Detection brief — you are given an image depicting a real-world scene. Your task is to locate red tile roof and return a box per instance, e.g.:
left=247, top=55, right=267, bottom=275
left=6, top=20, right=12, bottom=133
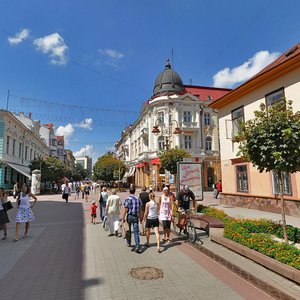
left=183, top=85, right=231, bottom=101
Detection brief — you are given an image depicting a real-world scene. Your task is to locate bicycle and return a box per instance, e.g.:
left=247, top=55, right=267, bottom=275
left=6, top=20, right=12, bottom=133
left=172, top=208, right=197, bottom=243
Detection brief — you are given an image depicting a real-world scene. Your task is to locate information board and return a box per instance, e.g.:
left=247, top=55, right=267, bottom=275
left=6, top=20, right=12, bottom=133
left=177, top=162, right=203, bottom=200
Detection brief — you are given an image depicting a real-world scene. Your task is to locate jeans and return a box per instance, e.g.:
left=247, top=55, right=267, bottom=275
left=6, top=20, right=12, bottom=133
left=100, top=202, right=106, bottom=221
left=127, top=214, right=140, bottom=247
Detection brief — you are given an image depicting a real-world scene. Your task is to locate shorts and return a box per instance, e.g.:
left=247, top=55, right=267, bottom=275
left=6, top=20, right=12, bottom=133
left=85, top=191, right=90, bottom=195
left=162, top=220, right=171, bottom=229
left=145, top=218, right=159, bottom=229
left=91, top=214, right=96, bottom=218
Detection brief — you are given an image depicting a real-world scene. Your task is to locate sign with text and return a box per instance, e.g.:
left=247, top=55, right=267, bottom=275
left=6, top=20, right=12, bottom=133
left=177, top=162, right=203, bottom=200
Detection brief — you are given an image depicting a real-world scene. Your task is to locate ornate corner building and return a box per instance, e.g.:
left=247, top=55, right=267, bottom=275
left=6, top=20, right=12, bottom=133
left=115, top=60, right=230, bottom=191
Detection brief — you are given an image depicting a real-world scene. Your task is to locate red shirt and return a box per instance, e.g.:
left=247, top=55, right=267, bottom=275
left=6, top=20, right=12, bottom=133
left=91, top=204, right=98, bottom=215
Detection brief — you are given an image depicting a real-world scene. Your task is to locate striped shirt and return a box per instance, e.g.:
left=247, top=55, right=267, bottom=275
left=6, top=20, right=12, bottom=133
left=123, top=194, right=142, bottom=215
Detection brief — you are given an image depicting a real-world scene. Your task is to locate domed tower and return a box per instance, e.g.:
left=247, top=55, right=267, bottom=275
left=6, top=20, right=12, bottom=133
left=153, top=59, right=184, bottom=97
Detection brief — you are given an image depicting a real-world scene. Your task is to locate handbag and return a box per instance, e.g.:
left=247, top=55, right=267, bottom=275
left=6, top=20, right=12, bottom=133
left=2, top=201, right=13, bottom=211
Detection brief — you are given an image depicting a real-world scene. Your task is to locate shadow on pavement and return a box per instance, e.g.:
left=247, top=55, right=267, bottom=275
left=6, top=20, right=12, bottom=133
left=0, top=201, right=85, bottom=300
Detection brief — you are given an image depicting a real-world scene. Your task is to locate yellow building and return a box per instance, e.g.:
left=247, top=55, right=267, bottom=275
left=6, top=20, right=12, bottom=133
left=210, top=42, right=300, bottom=217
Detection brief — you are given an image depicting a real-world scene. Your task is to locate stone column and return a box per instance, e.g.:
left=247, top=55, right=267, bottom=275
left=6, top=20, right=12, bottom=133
left=31, top=169, right=41, bottom=195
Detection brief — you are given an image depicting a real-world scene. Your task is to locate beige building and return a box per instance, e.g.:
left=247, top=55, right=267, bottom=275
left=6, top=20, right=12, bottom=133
left=115, top=60, right=230, bottom=191
left=75, top=156, right=92, bottom=177
left=210, top=42, right=300, bottom=217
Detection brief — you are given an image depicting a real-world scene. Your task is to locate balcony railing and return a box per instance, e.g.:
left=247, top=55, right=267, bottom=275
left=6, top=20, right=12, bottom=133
left=180, top=122, right=198, bottom=129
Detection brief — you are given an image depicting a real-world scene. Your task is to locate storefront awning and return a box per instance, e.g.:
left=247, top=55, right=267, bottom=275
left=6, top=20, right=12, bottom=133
left=151, top=158, right=160, bottom=165
left=6, top=162, right=31, bottom=179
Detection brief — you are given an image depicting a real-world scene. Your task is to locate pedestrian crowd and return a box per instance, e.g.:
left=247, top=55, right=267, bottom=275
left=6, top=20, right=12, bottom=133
left=1, top=181, right=197, bottom=254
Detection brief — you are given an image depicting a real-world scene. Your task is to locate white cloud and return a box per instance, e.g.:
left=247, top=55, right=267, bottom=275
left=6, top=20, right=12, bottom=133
left=74, top=145, right=94, bottom=157
left=75, top=118, right=93, bottom=130
left=33, top=33, right=68, bottom=65
left=213, top=50, right=281, bottom=88
left=8, top=28, right=30, bottom=45
left=99, top=49, right=124, bottom=59
left=55, top=123, right=74, bottom=145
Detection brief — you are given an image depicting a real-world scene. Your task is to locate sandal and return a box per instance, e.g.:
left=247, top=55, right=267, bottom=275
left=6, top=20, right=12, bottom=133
left=12, top=237, right=18, bottom=242
left=2, top=234, right=7, bottom=240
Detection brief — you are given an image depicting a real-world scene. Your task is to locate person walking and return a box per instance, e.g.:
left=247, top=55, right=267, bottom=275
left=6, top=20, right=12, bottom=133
left=90, top=201, right=98, bottom=224
left=12, top=185, right=37, bottom=241
left=139, top=186, right=150, bottom=235
left=13, top=181, right=19, bottom=199
left=81, top=182, right=85, bottom=199
left=215, top=180, right=222, bottom=199
left=62, top=183, right=71, bottom=203
left=75, top=184, right=80, bottom=199
left=159, top=187, right=173, bottom=243
left=84, top=183, right=91, bottom=202
left=106, top=189, right=122, bottom=236
left=99, top=187, right=108, bottom=222
left=0, top=187, right=10, bottom=240
left=142, top=192, right=161, bottom=252
left=122, top=187, right=143, bottom=253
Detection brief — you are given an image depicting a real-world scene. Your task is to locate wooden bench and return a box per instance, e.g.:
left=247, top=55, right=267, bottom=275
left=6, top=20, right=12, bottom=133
left=190, top=214, right=224, bottom=234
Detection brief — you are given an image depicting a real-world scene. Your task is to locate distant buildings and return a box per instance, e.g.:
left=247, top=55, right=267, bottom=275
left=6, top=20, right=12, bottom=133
left=210, top=41, right=300, bottom=217
left=75, top=156, right=92, bottom=177
left=0, top=111, right=76, bottom=189
left=115, top=60, right=230, bottom=190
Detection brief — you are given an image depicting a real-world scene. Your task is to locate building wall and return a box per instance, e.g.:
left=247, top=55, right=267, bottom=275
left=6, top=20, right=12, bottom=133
left=218, top=67, right=300, bottom=215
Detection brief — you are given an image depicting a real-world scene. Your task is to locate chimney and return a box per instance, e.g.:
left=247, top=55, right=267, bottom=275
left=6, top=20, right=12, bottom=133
left=28, top=112, right=32, bottom=119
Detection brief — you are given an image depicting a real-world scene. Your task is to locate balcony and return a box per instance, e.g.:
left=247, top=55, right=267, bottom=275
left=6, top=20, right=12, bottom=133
left=180, top=122, right=198, bottom=129
left=185, top=148, right=206, bottom=157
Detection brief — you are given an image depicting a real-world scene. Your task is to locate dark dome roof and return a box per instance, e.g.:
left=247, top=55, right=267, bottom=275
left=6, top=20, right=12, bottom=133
left=153, top=59, right=184, bottom=97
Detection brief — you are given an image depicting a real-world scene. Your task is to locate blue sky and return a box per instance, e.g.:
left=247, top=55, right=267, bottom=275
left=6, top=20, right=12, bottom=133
left=0, top=0, right=300, bottom=163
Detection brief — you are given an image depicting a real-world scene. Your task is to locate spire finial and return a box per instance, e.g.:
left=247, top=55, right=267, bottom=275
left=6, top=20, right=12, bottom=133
left=165, top=58, right=171, bottom=69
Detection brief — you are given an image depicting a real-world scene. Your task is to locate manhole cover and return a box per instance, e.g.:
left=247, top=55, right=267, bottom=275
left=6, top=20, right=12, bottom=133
left=130, top=267, right=164, bottom=280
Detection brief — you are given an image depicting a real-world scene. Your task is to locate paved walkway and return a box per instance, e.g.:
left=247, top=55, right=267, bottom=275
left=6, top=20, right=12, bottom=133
left=0, top=192, right=274, bottom=300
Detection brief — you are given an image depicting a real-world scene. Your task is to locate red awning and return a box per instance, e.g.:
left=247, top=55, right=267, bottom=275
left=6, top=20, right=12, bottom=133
left=151, top=158, right=160, bottom=165
left=136, top=163, right=143, bottom=168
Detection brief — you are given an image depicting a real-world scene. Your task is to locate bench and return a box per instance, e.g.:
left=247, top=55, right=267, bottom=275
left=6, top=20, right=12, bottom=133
left=190, top=214, right=224, bottom=234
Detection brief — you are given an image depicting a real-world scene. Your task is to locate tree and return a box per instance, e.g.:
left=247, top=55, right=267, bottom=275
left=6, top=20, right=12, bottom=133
left=93, top=153, right=126, bottom=183
left=29, top=156, right=65, bottom=184
left=236, top=99, right=300, bottom=243
left=159, top=147, right=191, bottom=175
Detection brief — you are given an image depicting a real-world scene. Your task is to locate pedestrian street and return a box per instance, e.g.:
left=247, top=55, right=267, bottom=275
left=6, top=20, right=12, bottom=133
left=0, top=193, right=273, bottom=300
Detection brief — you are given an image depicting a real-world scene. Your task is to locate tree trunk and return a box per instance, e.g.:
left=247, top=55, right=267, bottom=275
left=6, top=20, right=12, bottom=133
left=278, top=171, right=288, bottom=243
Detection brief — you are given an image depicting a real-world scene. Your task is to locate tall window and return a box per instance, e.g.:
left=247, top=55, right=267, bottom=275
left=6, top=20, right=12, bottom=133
left=265, top=88, right=285, bottom=107
left=184, top=135, right=192, bottom=149
left=25, top=146, right=28, bottom=160
left=158, top=136, right=165, bottom=150
left=6, top=136, right=10, bottom=154
left=231, top=106, right=244, bottom=137
left=205, top=136, right=212, bottom=151
left=183, top=111, right=192, bottom=123
left=272, top=172, right=292, bottom=195
left=19, top=143, right=22, bottom=158
left=12, top=139, right=16, bottom=156
left=204, top=113, right=211, bottom=126
left=236, top=165, right=248, bottom=193
left=30, top=149, right=33, bottom=160
left=157, top=112, right=164, bottom=125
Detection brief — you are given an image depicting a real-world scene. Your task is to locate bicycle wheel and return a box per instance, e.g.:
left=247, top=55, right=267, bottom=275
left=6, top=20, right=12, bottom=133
left=172, top=215, right=182, bottom=235
left=187, top=220, right=197, bottom=243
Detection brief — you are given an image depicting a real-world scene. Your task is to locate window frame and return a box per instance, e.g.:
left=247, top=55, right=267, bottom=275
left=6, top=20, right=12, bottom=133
left=184, top=135, right=192, bottom=149
left=6, top=136, right=10, bottom=154
left=158, top=136, right=165, bottom=150
left=204, top=113, right=211, bottom=126
left=236, top=164, right=249, bottom=193
left=157, top=111, right=164, bottom=126
left=183, top=111, right=192, bottom=123
left=265, top=87, right=285, bottom=108
left=272, top=171, right=292, bottom=196
left=231, top=106, right=244, bottom=138
left=205, top=136, right=212, bottom=151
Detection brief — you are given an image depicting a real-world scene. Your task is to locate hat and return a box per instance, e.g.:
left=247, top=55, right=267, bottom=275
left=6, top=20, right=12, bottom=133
left=92, top=201, right=96, bottom=204
left=163, top=187, right=169, bottom=191
left=184, top=185, right=190, bottom=190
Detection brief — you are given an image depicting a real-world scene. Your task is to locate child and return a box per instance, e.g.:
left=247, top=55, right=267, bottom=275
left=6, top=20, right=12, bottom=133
left=90, top=201, right=98, bottom=224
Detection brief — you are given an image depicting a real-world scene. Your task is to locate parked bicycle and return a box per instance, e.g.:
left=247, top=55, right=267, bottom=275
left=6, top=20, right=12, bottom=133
left=172, top=208, right=197, bottom=243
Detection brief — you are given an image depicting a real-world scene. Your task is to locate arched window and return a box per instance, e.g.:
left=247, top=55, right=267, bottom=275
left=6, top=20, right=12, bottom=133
left=205, top=136, right=212, bottom=151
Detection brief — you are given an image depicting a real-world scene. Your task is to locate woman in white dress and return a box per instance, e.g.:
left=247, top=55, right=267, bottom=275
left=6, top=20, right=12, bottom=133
left=12, top=185, right=37, bottom=241
left=106, top=189, right=122, bottom=236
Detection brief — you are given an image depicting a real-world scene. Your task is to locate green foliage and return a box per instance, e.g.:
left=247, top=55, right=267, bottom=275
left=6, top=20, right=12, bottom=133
left=93, top=153, right=126, bottom=182
left=29, top=156, right=65, bottom=183
left=159, top=147, right=191, bottom=175
left=197, top=205, right=230, bottom=222
left=236, top=99, right=300, bottom=173
left=224, top=219, right=300, bottom=269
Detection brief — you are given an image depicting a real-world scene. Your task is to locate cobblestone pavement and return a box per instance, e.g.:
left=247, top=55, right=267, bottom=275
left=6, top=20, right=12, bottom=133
left=0, top=191, right=275, bottom=300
